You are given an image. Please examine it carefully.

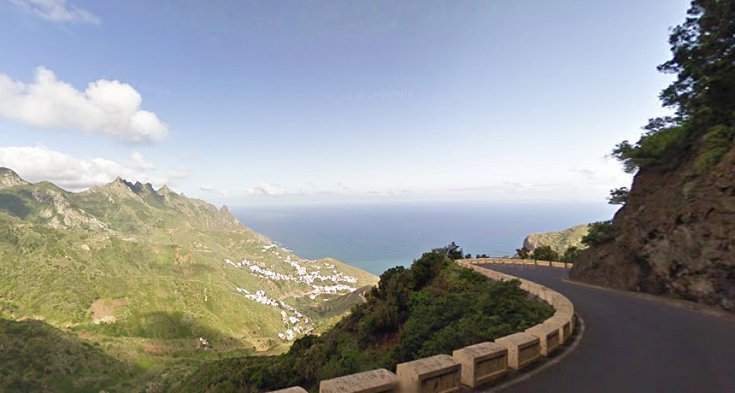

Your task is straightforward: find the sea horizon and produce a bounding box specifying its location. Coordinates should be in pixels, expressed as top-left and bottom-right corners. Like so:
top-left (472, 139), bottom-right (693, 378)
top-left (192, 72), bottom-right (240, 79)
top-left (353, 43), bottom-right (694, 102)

top-left (233, 200), bottom-right (618, 276)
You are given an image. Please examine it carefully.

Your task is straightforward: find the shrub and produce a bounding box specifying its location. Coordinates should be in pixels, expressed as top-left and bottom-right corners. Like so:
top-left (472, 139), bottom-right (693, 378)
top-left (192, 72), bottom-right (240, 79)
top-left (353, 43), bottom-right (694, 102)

top-left (530, 246), bottom-right (559, 261)
top-left (611, 121), bottom-right (691, 173)
top-left (581, 221), bottom-right (616, 246)
top-left (693, 125), bottom-right (735, 173)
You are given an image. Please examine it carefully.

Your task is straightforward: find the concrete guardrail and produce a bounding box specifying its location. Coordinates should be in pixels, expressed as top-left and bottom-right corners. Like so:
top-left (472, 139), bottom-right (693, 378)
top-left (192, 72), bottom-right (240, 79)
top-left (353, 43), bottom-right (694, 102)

top-left (466, 257), bottom-right (573, 269)
top-left (268, 258), bottom-right (576, 393)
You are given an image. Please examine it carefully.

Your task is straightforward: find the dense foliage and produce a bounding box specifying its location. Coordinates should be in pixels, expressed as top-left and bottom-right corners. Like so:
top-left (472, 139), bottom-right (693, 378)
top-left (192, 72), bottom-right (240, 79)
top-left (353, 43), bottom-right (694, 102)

top-left (530, 246), bottom-right (559, 262)
top-left (607, 187), bottom-right (630, 205)
top-left (561, 246), bottom-right (582, 264)
top-left (176, 245), bottom-right (553, 392)
top-left (581, 221), bottom-right (616, 247)
top-left (612, 0), bottom-right (735, 173)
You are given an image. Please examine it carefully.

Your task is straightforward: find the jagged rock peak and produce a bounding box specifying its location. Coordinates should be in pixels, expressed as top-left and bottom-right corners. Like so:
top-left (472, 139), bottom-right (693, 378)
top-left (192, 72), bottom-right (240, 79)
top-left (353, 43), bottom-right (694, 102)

top-left (132, 181), bottom-right (156, 194)
top-left (157, 185), bottom-right (178, 197)
top-left (112, 176), bottom-right (128, 185)
top-left (219, 205), bottom-right (240, 225)
top-left (103, 177), bottom-right (160, 196)
top-left (0, 167), bottom-right (30, 189)
top-left (107, 177), bottom-right (134, 189)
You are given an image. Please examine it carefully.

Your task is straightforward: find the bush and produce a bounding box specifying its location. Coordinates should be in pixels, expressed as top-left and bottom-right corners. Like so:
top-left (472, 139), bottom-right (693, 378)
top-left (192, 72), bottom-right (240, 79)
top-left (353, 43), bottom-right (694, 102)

top-left (693, 125), bottom-right (735, 173)
top-left (561, 246), bottom-right (582, 263)
top-left (611, 121), bottom-right (691, 173)
top-left (581, 221), bottom-right (616, 246)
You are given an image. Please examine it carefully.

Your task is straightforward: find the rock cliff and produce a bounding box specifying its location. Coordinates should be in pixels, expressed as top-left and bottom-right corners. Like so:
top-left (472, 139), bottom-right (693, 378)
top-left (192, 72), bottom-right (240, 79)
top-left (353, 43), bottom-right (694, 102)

top-left (571, 143), bottom-right (735, 310)
top-left (522, 224), bottom-right (589, 254)
top-left (570, 0), bottom-right (735, 312)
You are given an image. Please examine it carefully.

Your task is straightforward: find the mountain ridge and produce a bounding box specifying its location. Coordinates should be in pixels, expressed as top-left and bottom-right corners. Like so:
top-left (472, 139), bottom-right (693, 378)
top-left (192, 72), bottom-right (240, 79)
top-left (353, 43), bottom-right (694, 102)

top-left (0, 167), bottom-right (378, 391)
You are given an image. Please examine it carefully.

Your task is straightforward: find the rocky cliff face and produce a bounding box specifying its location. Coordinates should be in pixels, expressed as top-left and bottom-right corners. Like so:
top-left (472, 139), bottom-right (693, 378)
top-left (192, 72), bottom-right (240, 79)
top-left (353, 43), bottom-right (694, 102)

top-left (570, 143), bottom-right (735, 311)
top-left (523, 224), bottom-right (589, 254)
top-left (0, 168), bottom-right (28, 190)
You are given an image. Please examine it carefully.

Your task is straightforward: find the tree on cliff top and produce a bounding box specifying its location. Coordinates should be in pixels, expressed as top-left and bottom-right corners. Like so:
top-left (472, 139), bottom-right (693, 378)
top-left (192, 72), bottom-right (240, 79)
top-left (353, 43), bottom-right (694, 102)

top-left (613, 0), bottom-right (735, 173)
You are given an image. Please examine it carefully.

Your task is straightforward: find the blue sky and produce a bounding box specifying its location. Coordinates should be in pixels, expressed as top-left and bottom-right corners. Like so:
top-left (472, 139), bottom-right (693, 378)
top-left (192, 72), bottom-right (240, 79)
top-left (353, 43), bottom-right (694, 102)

top-left (0, 0), bottom-right (689, 206)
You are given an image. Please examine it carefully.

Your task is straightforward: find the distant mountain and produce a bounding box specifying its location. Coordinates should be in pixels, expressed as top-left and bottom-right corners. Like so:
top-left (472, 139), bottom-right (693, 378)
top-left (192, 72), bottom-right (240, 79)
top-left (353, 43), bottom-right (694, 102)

top-left (521, 224), bottom-right (590, 255)
top-left (0, 168), bottom-right (377, 391)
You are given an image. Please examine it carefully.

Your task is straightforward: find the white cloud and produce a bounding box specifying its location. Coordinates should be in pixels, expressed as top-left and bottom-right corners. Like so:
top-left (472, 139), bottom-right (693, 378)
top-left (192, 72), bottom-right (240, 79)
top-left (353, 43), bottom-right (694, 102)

top-left (10, 0), bottom-right (101, 25)
top-left (337, 181), bottom-right (353, 193)
top-left (0, 146), bottom-right (181, 191)
top-left (245, 182), bottom-right (289, 196)
top-left (168, 169), bottom-right (190, 180)
top-left (200, 186), bottom-right (229, 198)
top-left (130, 152), bottom-right (155, 171)
top-left (0, 67), bottom-right (168, 143)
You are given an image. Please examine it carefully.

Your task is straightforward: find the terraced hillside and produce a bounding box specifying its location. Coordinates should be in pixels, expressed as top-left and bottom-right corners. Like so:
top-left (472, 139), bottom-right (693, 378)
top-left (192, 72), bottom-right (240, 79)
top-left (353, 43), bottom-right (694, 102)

top-left (0, 167), bottom-right (377, 392)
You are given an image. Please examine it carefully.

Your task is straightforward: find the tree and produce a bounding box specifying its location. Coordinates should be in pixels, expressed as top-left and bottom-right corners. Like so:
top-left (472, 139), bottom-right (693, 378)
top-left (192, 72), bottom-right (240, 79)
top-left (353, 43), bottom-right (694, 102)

top-left (658, 0), bottom-right (735, 127)
top-left (612, 0), bottom-right (735, 173)
top-left (442, 242), bottom-right (464, 260)
top-left (562, 246), bottom-right (582, 263)
top-left (608, 187), bottom-right (630, 205)
top-left (515, 247), bottom-right (530, 259)
top-left (530, 246), bottom-right (559, 261)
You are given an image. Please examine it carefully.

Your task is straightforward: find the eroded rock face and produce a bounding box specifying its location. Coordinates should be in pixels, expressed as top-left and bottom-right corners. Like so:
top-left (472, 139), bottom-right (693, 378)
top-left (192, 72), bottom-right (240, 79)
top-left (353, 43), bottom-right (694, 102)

top-left (0, 168), bottom-right (28, 190)
top-left (522, 224), bottom-right (589, 254)
top-left (33, 187), bottom-right (109, 232)
top-left (571, 144), bottom-right (735, 311)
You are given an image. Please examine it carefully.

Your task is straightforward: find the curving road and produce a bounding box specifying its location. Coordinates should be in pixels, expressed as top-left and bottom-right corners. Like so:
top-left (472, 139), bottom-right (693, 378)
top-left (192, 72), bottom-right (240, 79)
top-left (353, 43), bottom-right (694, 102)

top-left (477, 263), bottom-right (735, 393)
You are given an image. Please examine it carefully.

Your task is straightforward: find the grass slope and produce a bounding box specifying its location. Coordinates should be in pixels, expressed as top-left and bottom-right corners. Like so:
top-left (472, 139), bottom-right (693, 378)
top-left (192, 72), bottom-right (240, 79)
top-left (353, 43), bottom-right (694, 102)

top-left (0, 318), bottom-right (136, 393)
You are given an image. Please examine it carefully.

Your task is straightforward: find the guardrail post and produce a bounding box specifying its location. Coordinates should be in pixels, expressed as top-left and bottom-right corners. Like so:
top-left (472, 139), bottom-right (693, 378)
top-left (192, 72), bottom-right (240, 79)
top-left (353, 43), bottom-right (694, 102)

top-left (494, 332), bottom-right (541, 370)
top-left (319, 369), bottom-right (398, 393)
top-left (396, 354), bottom-right (461, 393)
top-left (452, 342), bottom-right (508, 388)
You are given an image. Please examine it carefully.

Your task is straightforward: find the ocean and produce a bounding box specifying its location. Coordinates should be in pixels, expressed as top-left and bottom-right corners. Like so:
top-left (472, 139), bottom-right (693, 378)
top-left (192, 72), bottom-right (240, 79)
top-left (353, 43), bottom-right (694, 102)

top-left (233, 201), bottom-right (617, 276)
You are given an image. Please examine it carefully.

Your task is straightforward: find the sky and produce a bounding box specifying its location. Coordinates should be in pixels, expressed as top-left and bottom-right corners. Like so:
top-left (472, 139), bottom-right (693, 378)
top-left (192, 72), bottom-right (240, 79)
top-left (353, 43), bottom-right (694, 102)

top-left (0, 0), bottom-right (690, 206)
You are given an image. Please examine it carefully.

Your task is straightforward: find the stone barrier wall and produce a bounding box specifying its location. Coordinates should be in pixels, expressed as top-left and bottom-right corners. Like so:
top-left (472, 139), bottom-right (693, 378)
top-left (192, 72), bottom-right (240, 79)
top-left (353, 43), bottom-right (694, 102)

top-left (396, 354), bottom-right (461, 393)
top-left (268, 258), bottom-right (576, 393)
top-left (467, 257), bottom-right (573, 269)
top-left (452, 342), bottom-right (508, 387)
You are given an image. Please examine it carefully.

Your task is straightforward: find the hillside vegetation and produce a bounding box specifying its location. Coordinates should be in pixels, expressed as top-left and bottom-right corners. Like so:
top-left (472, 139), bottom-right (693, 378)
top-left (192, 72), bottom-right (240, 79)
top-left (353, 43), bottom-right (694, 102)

top-left (0, 169), bottom-right (377, 392)
top-left (571, 1), bottom-right (735, 311)
top-left (177, 245), bottom-right (553, 392)
top-left (0, 318), bottom-right (136, 393)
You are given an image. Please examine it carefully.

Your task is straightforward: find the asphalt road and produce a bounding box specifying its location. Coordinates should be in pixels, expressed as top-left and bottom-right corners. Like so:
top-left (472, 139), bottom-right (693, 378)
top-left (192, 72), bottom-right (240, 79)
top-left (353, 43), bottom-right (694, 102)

top-left (478, 264), bottom-right (735, 393)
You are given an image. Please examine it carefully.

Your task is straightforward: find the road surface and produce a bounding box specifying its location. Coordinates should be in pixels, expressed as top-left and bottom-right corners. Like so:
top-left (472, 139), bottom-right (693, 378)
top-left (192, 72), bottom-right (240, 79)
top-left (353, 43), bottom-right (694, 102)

top-left (478, 263), bottom-right (735, 393)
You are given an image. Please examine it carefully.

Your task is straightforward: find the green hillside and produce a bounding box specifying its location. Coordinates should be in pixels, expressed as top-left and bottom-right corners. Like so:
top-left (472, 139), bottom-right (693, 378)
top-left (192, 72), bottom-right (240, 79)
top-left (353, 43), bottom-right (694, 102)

top-left (0, 168), bottom-right (377, 392)
top-left (0, 318), bottom-right (135, 393)
top-left (176, 246), bottom-right (553, 392)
